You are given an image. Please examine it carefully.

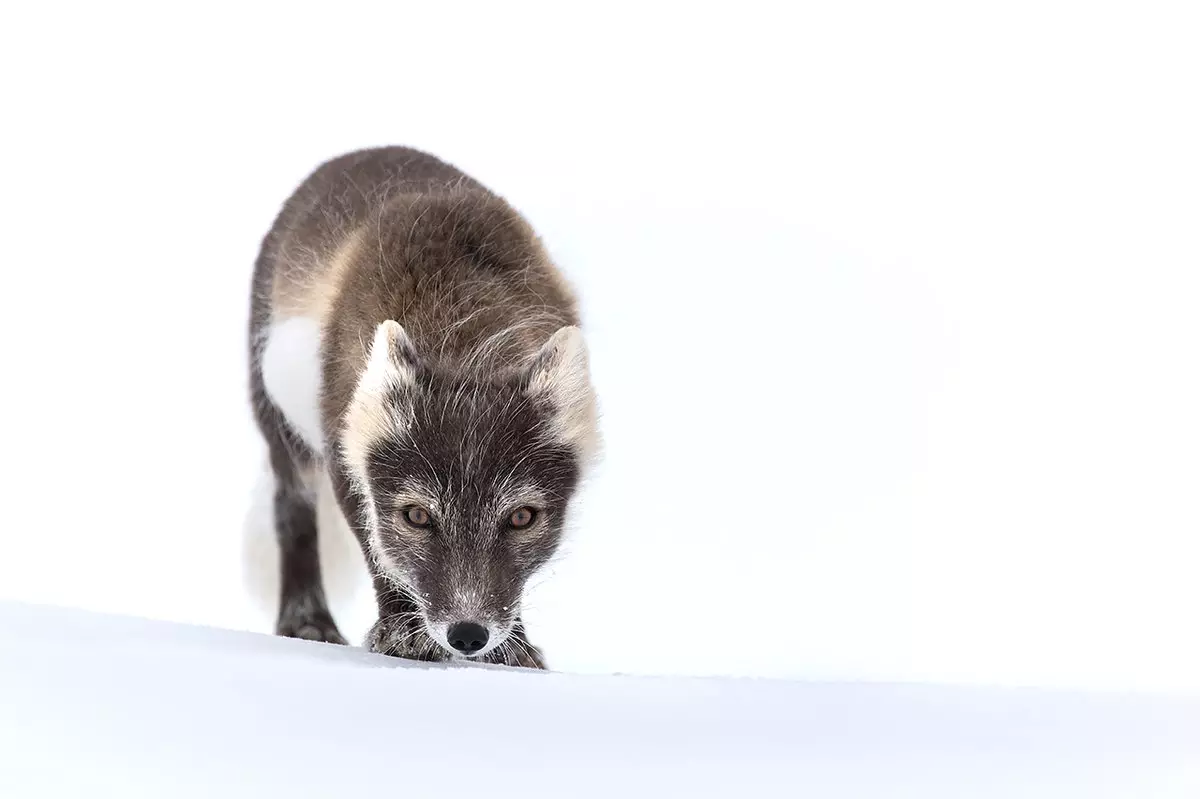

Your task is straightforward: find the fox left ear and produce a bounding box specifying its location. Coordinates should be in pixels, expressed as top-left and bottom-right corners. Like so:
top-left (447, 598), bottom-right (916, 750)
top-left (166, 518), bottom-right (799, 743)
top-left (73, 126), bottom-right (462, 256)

top-left (526, 326), bottom-right (600, 463)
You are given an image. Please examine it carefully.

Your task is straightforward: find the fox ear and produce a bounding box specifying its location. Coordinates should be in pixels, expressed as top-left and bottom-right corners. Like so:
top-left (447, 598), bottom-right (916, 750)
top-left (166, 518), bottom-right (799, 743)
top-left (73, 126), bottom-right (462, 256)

top-left (361, 319), bottom-right (418, 393)
top-left (343, 321), bottom-right (419, 479)
top-left (526, 326), bottom-right (599, 462)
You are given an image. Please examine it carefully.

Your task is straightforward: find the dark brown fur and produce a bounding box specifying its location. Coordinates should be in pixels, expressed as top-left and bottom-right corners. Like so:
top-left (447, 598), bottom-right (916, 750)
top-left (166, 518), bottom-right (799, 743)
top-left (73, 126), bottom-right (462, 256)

top-left (249, 146), bottom-right (584, 667)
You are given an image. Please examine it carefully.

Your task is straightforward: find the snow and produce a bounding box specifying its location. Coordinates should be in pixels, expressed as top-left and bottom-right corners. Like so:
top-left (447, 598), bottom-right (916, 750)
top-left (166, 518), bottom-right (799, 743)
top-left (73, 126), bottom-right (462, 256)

top-left (0, 0), bottom-right (1199, 700)
top-left (1, 601), bottom-right (1197, 798)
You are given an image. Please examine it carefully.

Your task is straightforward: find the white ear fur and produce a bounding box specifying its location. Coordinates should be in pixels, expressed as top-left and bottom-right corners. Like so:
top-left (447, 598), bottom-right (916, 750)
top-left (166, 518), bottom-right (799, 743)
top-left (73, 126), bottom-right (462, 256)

top-left (527, 326), bottom-right (600, 463)
top-left (342, 321), bottom-right (417, 490)
top-left (360, 319), bottom-right (417, 393)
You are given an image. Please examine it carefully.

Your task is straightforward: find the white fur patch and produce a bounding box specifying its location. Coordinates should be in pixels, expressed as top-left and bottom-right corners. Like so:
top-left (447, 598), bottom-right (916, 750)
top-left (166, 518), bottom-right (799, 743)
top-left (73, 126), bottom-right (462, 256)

top-left (261, 317), bottom-right (325, 453)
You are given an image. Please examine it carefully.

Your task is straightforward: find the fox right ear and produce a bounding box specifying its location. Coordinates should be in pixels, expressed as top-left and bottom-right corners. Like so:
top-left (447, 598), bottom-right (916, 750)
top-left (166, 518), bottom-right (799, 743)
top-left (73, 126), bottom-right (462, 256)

top-left (343, 320), bottom-right (419, 483)
top-left (361, 319), bottom-right (418, 393)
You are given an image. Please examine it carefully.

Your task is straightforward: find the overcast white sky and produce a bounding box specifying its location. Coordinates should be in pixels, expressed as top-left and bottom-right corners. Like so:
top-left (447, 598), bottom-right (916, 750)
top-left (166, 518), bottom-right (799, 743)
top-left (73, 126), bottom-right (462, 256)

top-left (0, 1), bottom-right (1196, 693)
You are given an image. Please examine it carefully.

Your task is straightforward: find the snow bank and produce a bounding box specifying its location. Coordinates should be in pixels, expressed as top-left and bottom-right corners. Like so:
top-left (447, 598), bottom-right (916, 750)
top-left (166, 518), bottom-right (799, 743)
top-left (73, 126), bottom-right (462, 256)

top-left (0, 602), bottom-right (1196, 798)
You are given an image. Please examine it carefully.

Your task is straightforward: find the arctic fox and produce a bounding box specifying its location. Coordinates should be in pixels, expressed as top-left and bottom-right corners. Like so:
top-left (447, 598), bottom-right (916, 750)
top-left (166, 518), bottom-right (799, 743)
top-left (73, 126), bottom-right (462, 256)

top-left (248, 147), bottom-right (599, 667)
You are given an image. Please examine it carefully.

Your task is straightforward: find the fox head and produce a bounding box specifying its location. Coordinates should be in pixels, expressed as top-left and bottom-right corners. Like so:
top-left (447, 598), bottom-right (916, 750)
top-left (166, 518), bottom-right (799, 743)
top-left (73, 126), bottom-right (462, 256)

top-left (341, 320), bottom-right (598, 659)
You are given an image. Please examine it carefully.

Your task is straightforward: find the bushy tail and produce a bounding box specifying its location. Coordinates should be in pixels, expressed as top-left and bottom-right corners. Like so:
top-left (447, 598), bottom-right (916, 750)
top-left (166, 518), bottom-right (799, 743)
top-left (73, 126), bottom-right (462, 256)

top-left (240, 458), bottom-right (377, 645)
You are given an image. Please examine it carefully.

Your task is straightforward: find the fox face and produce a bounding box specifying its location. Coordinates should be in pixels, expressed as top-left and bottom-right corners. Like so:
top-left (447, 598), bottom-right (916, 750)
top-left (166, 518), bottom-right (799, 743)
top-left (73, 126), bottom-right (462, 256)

top-left (341, 321), bottom-right (597, 659)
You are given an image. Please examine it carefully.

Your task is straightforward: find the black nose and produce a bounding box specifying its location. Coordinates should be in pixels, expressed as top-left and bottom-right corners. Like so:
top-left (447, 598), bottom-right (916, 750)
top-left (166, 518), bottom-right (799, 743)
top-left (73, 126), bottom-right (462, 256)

top-left (447, 621), bottom-right (489, 655)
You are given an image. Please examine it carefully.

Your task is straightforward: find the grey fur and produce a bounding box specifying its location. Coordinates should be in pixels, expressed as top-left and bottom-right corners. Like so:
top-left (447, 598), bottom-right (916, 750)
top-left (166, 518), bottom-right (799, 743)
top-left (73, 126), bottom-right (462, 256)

top-left (248, 147), bottom-right (598, 668)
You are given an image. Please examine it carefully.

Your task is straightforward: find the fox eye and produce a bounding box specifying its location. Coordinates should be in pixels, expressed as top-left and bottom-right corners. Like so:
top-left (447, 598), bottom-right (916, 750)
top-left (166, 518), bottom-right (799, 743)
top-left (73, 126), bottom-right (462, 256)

top-left (507, 507), bottom-right (537, 529)
top-left (402, 505), bottom-right (432, 528)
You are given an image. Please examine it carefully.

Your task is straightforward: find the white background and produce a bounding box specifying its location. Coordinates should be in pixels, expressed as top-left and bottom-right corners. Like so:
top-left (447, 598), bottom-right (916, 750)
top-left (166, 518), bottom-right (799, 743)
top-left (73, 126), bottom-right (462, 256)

top-left (0, 1), bottom-right (1196, 693)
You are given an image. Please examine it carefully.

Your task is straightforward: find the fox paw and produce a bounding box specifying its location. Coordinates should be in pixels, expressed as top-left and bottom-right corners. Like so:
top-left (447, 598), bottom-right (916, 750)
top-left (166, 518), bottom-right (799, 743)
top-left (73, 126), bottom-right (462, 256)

top-left (366, 617), bottom-right (446, 662)
top-left (276, 603), bottom-right (347, 645)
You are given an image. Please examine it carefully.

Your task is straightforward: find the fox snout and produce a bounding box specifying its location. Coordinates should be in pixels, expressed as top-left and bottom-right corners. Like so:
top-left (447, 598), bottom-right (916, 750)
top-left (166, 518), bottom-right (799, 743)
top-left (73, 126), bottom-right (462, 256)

top-left (446, 621), bottom-right (489, 655)
top-left (426, 614), bottom-right (513, 659)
